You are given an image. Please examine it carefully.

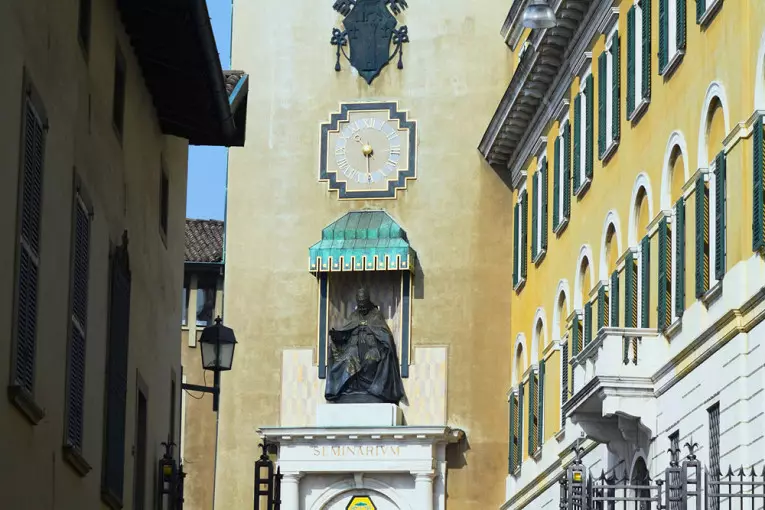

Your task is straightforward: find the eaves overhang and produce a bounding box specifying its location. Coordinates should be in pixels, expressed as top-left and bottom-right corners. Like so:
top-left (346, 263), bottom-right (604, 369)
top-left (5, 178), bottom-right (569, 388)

top-left (116, 0), bottom-right (249, 147)
top-left (479, 0), bottom-right (599, 184)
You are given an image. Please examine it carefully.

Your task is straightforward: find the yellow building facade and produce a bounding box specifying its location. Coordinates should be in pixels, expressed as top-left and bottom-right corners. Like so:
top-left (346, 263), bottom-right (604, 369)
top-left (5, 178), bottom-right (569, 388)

top-left (0, 1), bottom-right (247, 509)
top-left (481, 0), bottom-right (765, 508)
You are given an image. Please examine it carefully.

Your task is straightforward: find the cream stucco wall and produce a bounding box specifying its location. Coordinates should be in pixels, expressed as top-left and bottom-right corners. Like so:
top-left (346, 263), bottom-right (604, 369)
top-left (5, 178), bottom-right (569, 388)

top-left (219, 0), bottom-right (516, 508)
top-left (0, 1), bottom-right (188, 509)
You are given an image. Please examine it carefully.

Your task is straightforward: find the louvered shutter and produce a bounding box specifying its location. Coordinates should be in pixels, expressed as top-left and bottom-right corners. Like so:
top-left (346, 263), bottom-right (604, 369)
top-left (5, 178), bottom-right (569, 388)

top-left (564, 122), bottom-right (572, 218)
top-left (598, 52), bottom-right (607, 159)
top-left (754, 115), bottom-right (765, 253)
top-left (518, 382), bottom-right (524, 462)
top-left (528, 374), bottom-right (536, 455)
top-left (560, 341), bottom-right (569, 427)
top-left (625, 251), bottom-right (637, 328)
top-left (659, 0), bottom-right (668, 72)
top-left (65, 195), bottom-right (91, 451)
top-left (508, 394), bottom-right (516, 473)
top-left (612, 33), bottom-right (621, 142)
top-left (553, 139), bottom-right (560, 231)
top-left (611, 270), bottom-right (620, 327)
top-left (585, 74), bottom-right (594, 180)
top-left (715, 151), bottom-right (726, 281)
top-left (15, 98), bottom-right (46, 395)
top-left (513, 203), bottom-right (519, 286)
top-left (677, 0), bottom-right (686, 50)
top-left (102, 237), bottom-right (131, 504)
top-left (658, 218), bottom-right (672, 330)
top-left (522, 191), bottom-right (528, 279)
top-left (675, 199), bottom-right (685, 318)
top-left (627, 7), bottom-right (636, 118)
top-left (640, 235), bottom-right (651, 328)
top-left (538, 358), bottom-right (545, 446)
top-left (532, 174), bottom-right (538, 261)
top-left (573, 95), bottom-right (581, 191)
top-left (572, 318), bottom-right (580, 356)
top-left (695, 176), bottom-right (709, 297)
top-left (597, 286), bottom-right (608, 329)
top-left (542, 159), bottom-right (549, 250)
top-left (696, 0), bottom-right (704, 23)
top-left (641, 0), bottom-right (652, 100)
top-left (584, 302), bottom-right (593, 345)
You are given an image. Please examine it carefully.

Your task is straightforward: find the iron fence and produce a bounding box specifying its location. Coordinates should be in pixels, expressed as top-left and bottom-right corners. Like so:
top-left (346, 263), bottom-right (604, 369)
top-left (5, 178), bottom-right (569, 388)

top-left (560, 442), bottom-right (765, 510)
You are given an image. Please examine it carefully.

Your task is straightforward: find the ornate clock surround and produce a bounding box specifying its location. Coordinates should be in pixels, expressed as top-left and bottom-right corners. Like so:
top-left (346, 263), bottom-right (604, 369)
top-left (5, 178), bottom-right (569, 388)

top-left (319, 102), bottom-right (417, 200)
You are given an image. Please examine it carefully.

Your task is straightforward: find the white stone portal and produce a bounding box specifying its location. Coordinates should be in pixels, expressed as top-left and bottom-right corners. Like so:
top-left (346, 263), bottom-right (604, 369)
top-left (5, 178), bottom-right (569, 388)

top-left (317, 404), bottom-right (403, 427)
top-left (258, 426), bottom-right (461, 510)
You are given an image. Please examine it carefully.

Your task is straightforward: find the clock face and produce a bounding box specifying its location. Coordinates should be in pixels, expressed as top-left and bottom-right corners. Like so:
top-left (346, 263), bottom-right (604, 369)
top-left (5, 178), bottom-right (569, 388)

top-left (320, 102), bottom-right (416, 199)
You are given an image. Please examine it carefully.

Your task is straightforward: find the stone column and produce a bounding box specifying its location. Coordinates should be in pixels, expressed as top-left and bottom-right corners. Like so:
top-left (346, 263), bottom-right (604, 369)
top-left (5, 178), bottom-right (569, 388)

top-left (413, 472), bottom-right (435, 510)
top-left (280, 472), bottom-right (302, 510)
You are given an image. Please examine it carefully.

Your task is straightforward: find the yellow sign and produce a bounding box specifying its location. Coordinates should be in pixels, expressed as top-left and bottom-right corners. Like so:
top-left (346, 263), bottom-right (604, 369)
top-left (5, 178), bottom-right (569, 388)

top-left (347, 496), bottom-right (376, 510)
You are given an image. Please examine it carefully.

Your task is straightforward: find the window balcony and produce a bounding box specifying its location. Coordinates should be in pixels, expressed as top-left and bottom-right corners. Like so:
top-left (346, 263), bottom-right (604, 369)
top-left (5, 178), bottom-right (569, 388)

top-left (563, 327), bottom-right (665, 453)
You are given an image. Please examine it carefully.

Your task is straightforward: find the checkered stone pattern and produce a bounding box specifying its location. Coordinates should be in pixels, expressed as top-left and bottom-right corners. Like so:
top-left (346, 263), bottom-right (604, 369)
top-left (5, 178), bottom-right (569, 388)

top-left (279, 346), bottom-right (448, 427)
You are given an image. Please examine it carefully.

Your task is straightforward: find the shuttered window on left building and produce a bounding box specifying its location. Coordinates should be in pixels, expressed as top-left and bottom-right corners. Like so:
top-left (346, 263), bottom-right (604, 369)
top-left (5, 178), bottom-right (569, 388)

top-left (64, 182), bottom-right (93, 476)
top-left (10, 90), bottom-right (47, 425)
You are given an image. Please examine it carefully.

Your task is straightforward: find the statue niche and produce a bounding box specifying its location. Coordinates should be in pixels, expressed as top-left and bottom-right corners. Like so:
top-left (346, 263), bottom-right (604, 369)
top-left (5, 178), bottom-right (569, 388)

top-left (325, 286), bottom-right (405, 405)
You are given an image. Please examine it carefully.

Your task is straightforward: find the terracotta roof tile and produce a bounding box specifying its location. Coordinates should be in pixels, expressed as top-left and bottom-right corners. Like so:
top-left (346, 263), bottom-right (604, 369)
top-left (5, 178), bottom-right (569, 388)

top-left (185, 219), bottom-right (224, 263)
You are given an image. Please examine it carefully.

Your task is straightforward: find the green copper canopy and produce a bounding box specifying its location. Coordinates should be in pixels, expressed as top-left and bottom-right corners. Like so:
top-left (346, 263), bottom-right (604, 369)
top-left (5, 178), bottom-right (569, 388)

top-left (309, 211), bottom-right (416, 273)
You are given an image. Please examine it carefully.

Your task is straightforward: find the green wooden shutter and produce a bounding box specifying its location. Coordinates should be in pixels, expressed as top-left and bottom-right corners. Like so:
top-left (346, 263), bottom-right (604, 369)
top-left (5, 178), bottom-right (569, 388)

top-left (641, 0), bottom-right (652, 100)
top-left (612, 33), bottom-right (621, 142)
top-left (597, 286), bottom-right (607, 329)
top-left (522, 191), bottom-right (528, 279)
top-left (542, 159), bottom-right (549, 250)
top-left (564, 122), bottom-right (572, 218)
top-left (513, 203), bottom-right (519, 286)
top-left (572, 317), bottom-right (580, 356)
top-left (715, 151), bottom-right (726, 281)
top-left (695, 176), bottom-right (709, 298)
top-left (625, 251), bottom-right (637, 328)
top-left (14, 98), bottom-right (46, 395)
top-left (532, 174), bottom-right (538, 261)
top-left (611, 270), bottom-right (620, 327)
top-left (538, 359), bottom-right (545, 447)
top-left (754, 115), bottom-right (765, 253)
top-left (696, 0), bottom-right (704, 24)
top-left (553, 139), bottom-right (560, 231)
top-left (598, 52), bottom-right (607, 159)
top-left (659, 0), bottom-right (668, 72)
top-left (528, 375), bottom-right (536, 455)
top-left (103, 237), bottom-right (131, 504)
top-left (677, 0), bottom-right (686, 50)
top-left (658, 217), bottom-right (672, 330)
top-left (518, 382), bottom-right (524, 462)
top-left (584, 302), bottom-right (593, 345)
top-left (585, 74), bottom-right (594, 180)
top-left (627, 7), bottom-right (636, 118)
top-left (560, 342), bottom-right (568, 427)
top-left (508, 395), bottom-right (515, 473)
top-left (675, 199), bottom-right (685, 318)
top-left (640, 235), bottom-right (651, 328)
top-left (573, 95), bottom-right (581, 191)
top-left (65, 195), bottom-right (91, 452)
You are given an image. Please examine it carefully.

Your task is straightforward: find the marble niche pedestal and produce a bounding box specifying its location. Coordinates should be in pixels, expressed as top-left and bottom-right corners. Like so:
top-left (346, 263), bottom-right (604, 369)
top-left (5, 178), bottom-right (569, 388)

top-left (258, 404), bottom-right (463, 510)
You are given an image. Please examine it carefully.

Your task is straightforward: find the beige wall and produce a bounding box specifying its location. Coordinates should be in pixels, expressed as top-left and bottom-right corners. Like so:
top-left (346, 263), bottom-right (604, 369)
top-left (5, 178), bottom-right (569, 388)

top-left (0, 1), bottom-right (188, 509)
top-left (219, 1), bottom-right (516, 509)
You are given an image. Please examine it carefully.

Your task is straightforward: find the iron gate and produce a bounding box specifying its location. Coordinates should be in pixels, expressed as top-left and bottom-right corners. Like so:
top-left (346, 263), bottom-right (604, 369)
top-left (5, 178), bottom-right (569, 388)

top-left (560, 442), bottom-right (765, 510)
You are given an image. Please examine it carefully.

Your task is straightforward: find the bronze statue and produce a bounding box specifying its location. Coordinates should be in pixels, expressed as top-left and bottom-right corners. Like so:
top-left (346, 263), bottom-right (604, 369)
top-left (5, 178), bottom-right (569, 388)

top-left (325, 288), bottom-right (405, 405)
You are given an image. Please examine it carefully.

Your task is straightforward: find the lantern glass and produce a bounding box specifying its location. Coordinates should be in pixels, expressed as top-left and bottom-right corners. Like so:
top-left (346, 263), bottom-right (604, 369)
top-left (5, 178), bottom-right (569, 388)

top-left (522, 0), bottom-right (557, 29)
top-left (199, 318), bottom-right (237, 372)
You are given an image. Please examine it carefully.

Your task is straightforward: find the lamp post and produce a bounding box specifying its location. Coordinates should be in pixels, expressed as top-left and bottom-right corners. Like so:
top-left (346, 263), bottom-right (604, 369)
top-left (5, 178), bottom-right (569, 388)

top-left (181, 316), bottom-right (237, 412)
top-left (254, 442), bottom-right (282, 510)
top-left (522, 0), bottom-right (557, 28)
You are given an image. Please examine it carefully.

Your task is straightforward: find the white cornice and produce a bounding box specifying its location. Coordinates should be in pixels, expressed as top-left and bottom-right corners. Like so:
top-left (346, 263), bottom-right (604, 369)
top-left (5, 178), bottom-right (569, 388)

top-left (598, 5), bottom-right (620, 35)
top-left (258, 426), bottom-right (463, 443)
top-left (572, 51), bottom-right (593, 80)
top-left (532, 136), bottom-right (548, 159)
top-left (554, 98), bottom-right (571, 123)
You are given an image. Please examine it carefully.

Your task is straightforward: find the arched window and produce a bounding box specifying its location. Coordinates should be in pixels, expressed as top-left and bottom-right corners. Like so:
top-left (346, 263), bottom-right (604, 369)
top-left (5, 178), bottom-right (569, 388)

top-left (514, 339), bottom-right (526, 386)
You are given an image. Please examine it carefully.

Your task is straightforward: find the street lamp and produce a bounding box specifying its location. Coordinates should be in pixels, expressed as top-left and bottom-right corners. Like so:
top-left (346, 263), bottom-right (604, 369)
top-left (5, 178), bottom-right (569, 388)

top-left (522, 0), bottom-right (557, 29)
top-left (182, 316), bottom-right (237, 412)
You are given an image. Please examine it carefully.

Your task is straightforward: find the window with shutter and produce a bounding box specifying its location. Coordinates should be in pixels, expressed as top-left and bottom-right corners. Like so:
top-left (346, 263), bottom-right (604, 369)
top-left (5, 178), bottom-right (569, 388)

top-left (611, 270), bottom-right (620, 327)
top-left (627, 6), bottom-right (636, 118)
top-left (573, 95), bottom-right (581, 192)
top-left (754, 115), bottom-right (765, 253)
top-left (659, 0), bottom-right (669, 72)
top-left (64, 188), bottom-right (92, 471)
top-left (528, 373), bottom-right (537, 455)
top-left (11, 95), bottom-right (46, 422)
top-left (714, 151), bottom-right (726, 281)
top-left (597, 286), bottom-right (608, 330)
top-left (101, 233), bottom-right (131, 508)
top-left (560, 340), bottom-right (569, 428)
top-left (677, 0), bottom-right (686, 51)
top-left (674, 199), bottom-right (685, 319)
top-left (554, 139), bottom-right (560, 231)
top-left (598, 52), bottom-right (607, 159)
top-left (611, 32), bottom-right (621, 143)
top-left (513, 202), bottom-right (520, 287)
top-left (522, 191), bottom-right (528, 279)
top-left (695, 176), bottom-right (710, 297)
top-left (542, 159), bottom-right (548, 251)
top-left (538, 359), bottom-right (545, 446)
top-left (658, 218), bottom-right (673, 330)
top-left (625, 252), bottom-right (637, 328)
top-left (696, 0), bottom-right (721, 26)
top-left (518, 382), bottom-right (525, 465)
top-left (659, 0), bottom-right (685, 75)
top-left (508, 393), bottom-right (517, 473)
top-left (113, 47), bottom-right (126, 139)
top-left (564, 121), bottom-right (572, 219)
top-left (585, 74), bottom-right (594, 182)
top-left (640, 235), bottom-right (651, 328)
top-left (641, 0), bottom-right (652, 101)
top-left (532, 173), bottom-right (538, 262)
top-left (584, 302), bottom-right (593, 345)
